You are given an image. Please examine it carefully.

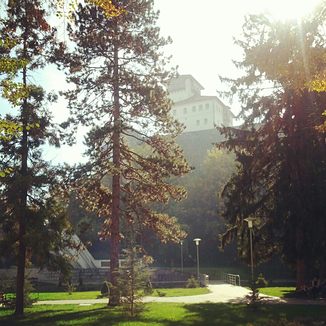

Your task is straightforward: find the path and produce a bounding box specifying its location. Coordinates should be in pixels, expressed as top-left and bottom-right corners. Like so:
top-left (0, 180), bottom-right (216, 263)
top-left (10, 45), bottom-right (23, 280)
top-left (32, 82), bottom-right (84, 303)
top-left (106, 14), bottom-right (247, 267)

top-left (143, 284), bottom-right (251, 303)
top-left (34, 284), bottom-right (257, 305)
top-left (34, 283), bottom-right (326, 306)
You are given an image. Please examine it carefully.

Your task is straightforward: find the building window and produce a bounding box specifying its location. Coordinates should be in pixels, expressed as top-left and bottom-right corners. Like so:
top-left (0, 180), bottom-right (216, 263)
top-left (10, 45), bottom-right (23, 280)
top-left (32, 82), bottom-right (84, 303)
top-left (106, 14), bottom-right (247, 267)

top-left (101, 261), bottom-right (110, 267)
top-left (204, 118), bottom-right (208, 124)
top-left (205, 103), bottom-right (209, 110)
top-left (183, 107), bottom-right (187, 114)
top-left (192, 106), bottom-right (196, 112)
top-left (196, 120), bottom-right (200, 126)
top-left (199, 104), bottom-right (203, 111)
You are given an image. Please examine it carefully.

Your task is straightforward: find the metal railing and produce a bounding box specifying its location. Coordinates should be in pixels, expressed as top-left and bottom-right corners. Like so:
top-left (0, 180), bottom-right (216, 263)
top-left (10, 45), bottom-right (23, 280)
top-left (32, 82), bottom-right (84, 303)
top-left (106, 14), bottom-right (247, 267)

top-left (223, 273), bottom-right (241, 286)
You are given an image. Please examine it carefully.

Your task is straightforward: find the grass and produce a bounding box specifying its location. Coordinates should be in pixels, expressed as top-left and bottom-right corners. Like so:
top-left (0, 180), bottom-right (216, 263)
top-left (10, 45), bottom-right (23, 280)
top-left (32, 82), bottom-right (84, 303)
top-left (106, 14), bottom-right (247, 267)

top-left (258, 287), bottom-right (296, 298)
top-left (28, 288), bottom-right (210, 301)
top-left (1, 302), bottom-right (326, 325)
top-left (30, 291), bottom-right (102, 301)
top-left (182, 267), bottom-right (246, 280)
top-left (150, 287), bottom-right (210, 297)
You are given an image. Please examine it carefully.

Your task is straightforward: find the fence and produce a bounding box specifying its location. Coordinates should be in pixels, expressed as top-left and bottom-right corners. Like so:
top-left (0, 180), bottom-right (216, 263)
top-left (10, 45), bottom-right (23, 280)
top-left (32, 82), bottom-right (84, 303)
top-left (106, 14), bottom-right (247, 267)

top-left (149, 269), bottom-right (191, 288)
top-left (223, 273), bottom-right (241, 286)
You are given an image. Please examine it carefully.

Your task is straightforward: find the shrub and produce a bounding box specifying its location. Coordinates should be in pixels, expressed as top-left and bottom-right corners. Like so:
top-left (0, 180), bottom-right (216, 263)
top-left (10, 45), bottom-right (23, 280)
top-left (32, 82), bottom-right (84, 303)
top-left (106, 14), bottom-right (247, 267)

top-left (100, 281), bottom-right (110, 297)
top-left (65, 282), bottom-right (76, 295)
top-left (186, 276), bottom-right (199, 288)
top-left (256, 273), bottom-right (268, 288)
top-left (0, 276), bottom-right (36, 308)
top-left (24, 278), bottom-right (37, 306)
top-left (156, 290), bottom-right (166, 297)
top-left (143, 280), bottom-right (153, 295)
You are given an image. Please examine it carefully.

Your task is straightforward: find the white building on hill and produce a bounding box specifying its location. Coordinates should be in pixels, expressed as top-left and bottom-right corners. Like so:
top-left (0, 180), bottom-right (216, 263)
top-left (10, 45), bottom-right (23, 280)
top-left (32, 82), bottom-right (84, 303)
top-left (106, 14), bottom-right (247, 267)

top-left (168, 75), bottom-right (234, 132)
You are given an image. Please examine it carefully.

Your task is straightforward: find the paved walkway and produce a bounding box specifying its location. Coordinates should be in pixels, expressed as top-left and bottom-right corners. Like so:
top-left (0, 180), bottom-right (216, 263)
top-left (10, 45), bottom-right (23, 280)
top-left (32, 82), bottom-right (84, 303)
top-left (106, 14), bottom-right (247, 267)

top-left (143, 284), bottom-right (251, 304)
top-left (34, 284), bottom-right (250, 305)
top-left (34, 283), bottom-right (326, 306)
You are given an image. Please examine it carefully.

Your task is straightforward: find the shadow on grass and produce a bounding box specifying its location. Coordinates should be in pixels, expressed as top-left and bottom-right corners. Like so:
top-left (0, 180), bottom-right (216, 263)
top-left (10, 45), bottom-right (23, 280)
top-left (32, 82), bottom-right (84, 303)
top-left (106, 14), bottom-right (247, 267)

top-left (175, 303), bottom-right (326, 326)
top-left (0, 305), bottom-right (185, 326)
top-left (0, 305), bottom-right (133, 326)
top-left (156, 303), bottom-right (280, 326)
top-left (1, 303), bottom-right (326, 326)
top-left (282, 290), bottom-right (299, 298)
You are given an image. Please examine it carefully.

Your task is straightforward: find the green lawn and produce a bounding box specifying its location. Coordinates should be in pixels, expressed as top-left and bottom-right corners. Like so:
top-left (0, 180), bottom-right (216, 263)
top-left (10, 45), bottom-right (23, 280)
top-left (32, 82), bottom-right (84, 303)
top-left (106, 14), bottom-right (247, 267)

top-left (182, 267), bottom-right (247, 280)
top-left (29, 288), bottom-right (209, 301)
top-left (31, 291), bottom-right (102, 301)
top-left (259, 287), bottom-right (296, 298)
top-left (1, 302), bottom-right (326, 325)
top-left (150, 287), bottom-right (210, 297)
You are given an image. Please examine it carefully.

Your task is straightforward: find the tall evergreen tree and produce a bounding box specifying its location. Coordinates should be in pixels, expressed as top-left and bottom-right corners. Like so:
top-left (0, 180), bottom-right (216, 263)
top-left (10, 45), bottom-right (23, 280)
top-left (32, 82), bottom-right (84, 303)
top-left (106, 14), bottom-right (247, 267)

top-left (60, 0), bottom-right (190, 305)
top-left (0, 1), bottom-right (73, 315)
top-left (219, 6), bottom-right (326, 289)
top-left (0, 13), bottom-right (28, 174)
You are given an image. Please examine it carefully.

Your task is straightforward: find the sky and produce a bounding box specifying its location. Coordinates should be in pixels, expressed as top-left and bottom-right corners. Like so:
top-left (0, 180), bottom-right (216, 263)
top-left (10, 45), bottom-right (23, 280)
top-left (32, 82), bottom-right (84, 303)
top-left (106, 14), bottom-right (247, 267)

top-left (49, 0), bottom-right (323, 164)
top-left (1, 0), bottom-right (322, 164)
top-left (154, 0), bottom-right (322, 111)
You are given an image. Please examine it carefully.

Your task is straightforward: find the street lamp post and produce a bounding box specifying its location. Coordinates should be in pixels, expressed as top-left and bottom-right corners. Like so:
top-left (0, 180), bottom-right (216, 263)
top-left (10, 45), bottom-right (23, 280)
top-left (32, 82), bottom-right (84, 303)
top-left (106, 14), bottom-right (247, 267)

top-left (244, 218), bottom-right (254, 286)
top-left (180, 240), bottom-right (184, 273)
top-left (193, 238), bottom-right (201, 281)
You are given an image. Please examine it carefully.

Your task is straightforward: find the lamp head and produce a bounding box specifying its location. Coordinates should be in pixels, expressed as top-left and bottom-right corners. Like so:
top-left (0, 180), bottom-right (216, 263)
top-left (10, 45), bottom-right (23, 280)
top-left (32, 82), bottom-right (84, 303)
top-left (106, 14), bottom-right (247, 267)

top-left (193, 238), bottom-right (201, 246)
top-left (244, 217), bottom-right (255, 229)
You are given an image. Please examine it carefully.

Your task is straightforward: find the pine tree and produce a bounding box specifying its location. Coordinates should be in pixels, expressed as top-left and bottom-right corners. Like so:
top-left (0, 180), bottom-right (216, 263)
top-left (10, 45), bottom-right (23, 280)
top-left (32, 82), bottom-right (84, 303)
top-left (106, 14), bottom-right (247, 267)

top-left (60, 0), bottom-right (190, 306)
top-left (118, 246), bottom-right (152, 317)
top-left (0, 16), bottom-right (28, 175)
top-left (219, 6), bottom-right (326, 289)
top-left (0, 1), bottom-right (73, 315)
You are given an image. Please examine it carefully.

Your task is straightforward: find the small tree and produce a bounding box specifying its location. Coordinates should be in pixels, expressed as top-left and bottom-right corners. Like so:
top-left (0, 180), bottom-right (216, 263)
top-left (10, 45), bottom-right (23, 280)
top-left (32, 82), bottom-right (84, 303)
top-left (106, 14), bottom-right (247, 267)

top-left (117, 247), bottom-right (152, 317)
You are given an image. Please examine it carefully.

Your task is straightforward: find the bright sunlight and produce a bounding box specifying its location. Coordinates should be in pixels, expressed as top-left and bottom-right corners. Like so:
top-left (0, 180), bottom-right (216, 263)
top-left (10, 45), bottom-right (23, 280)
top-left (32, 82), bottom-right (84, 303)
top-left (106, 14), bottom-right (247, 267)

top-left (253, 0), bottom-right (323, 21)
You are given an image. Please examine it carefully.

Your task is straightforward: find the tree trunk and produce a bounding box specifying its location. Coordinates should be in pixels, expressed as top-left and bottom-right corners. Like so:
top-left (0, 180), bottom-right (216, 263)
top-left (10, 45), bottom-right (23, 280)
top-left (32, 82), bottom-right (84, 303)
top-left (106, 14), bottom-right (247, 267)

top-left (320, 259), bottom-right (326, 280)
top-left (15, 13), bottom-right (29, 314)
top-left (109, 25), bottom-right (121, 306)
top-left (15, 212), bottom-right (26, 316)
top-left (296, 259), bottom-right (305, 290)
top-left (295, 223), bottom-right (305, 291)
top-left (15, 67), bottom-right (28, 317)
top-left (292, 98), bottom-right (307, 292)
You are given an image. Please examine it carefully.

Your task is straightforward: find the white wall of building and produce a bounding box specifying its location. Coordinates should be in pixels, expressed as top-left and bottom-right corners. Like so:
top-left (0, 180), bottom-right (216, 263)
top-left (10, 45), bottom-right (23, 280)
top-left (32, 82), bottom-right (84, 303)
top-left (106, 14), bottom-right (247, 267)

top-left (169, 75), bottom-right (233, 133)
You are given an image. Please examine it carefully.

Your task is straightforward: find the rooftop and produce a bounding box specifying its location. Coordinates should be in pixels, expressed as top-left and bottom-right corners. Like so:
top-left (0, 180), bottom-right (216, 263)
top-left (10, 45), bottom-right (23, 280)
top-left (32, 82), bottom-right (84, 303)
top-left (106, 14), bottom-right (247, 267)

top-left (168, 74), bottom-right (204, 92)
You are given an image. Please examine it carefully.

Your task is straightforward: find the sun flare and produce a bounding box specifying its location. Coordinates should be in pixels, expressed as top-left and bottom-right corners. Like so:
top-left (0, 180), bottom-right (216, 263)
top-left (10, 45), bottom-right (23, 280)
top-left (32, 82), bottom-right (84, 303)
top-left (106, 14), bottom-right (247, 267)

top-left (250, 0), bottom-right (323, 21)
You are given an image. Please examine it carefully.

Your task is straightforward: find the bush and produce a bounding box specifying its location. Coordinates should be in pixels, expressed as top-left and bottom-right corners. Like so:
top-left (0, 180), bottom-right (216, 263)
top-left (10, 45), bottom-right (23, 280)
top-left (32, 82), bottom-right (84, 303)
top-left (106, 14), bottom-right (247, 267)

top-left (143, 280), bottom-right (153, 295)
top-left (256, 273), bottom-right (268, 288)
top-left (186, 276), bottom-right (199, 288)
top-left (156, 290), bottom-right (166, 297)
top-left (24, 278), bottom-right (37, 306)
top-left (100, 281), bottom-right (110, 297)
top-left (0, 276), bottom-right (36, 308)
top-left (66, 282), bottom-right (76, 295)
